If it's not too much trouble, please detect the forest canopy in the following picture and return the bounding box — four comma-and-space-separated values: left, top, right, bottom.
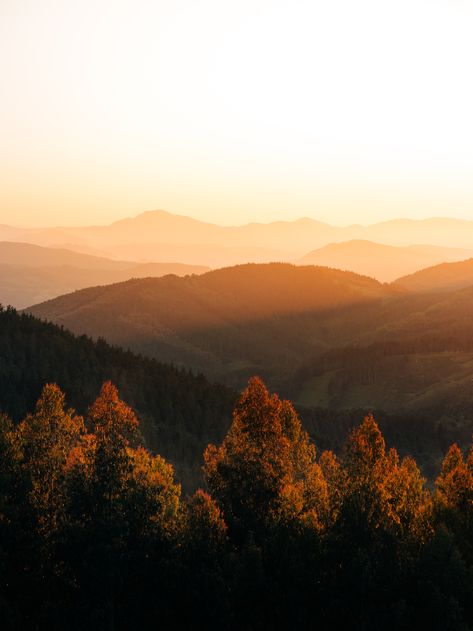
2, 376, 473, 630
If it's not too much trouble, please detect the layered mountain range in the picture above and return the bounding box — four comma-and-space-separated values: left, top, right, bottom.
16, 255, 473, 480
4, 210, 473, 268
0, 241, 208, 308
3, 210, 473, 308
2, 207, 473, 486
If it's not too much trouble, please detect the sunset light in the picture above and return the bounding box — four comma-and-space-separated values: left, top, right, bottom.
2, 0, 473, 226
3, 2, 473, 628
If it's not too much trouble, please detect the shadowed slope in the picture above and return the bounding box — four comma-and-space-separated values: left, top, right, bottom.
26, 263, 395, 385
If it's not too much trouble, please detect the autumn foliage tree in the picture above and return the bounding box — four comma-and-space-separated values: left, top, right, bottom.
339, 414, 432, 543
17, 384, 85, 539
3, 375, 473, 630
204, 377, 327, 539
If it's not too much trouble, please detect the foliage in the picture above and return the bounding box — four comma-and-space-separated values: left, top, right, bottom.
2, 375, 473, 629
0, 306, 236, 490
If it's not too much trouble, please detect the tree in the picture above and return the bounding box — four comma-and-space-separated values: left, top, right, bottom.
339, 414, 431, 542
0, 413, 26, 625
435, 443, 473, 562
62, 382, 182, 628
17, 383, 84, 538
204, 377, 327, 540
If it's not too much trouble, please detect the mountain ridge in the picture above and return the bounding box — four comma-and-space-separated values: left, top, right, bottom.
299, 240, 473, 282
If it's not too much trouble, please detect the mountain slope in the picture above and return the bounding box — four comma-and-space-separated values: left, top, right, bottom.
0, 306, 235, 489
395, 258, 473, 293
7, 210, 473, 266
299, 240, 473, 282
26, 263, 395, 386
0, 242, 208, 308
0, 241, 134, 269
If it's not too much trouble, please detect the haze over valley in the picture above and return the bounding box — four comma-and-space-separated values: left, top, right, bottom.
3, 0, 473, 626
3, 210, 473, 308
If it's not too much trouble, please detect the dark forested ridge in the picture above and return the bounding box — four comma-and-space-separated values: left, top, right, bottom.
2, 376, 473, 630
0, 306, 235, 489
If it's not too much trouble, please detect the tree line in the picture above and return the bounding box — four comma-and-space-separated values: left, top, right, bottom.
0, 306, 235, 490
1, 377, 473, 629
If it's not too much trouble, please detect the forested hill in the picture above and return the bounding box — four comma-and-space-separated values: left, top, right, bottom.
26, 263, 395, 385
27, 262, 390, 323
0, 306, 236, 489
395, 257, 473, 292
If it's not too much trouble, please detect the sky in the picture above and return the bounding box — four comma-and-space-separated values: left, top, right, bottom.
1, 0, 473, 228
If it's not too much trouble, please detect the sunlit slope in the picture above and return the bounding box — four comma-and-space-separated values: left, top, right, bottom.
26, 263, 394, 385
395, 258, 473, 293
299, 240, 473, 282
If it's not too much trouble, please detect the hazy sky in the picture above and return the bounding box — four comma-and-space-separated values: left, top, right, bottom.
1, 0, 473, 228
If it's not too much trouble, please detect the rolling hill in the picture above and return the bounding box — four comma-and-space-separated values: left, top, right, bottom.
25, 263, 396, 386
395, 257, 473, 293
285, 283, 473, 432
0, 242, 208, 308
299, 240, 473, 282
24, 260, 473, 427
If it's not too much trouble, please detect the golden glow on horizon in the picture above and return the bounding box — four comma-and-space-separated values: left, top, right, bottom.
1, 0, 473, 228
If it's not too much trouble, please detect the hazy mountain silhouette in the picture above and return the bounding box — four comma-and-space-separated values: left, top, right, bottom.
5, 210, 473, 267
0, 241, 140, 270
99, 242, 289, 267
299, 240, 473, 282
0, 242, 208, 309
395, 258, 473, 293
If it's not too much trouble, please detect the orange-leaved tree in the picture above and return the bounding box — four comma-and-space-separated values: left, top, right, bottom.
204, 376, 328, 539
340, 414, 432, 544
435, 442, 473, 561
17, 383, 84, 538
63, 381, 182, 628
66, 381, 181, 536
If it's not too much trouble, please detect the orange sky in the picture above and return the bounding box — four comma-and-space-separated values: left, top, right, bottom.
1, 0, 473, 228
